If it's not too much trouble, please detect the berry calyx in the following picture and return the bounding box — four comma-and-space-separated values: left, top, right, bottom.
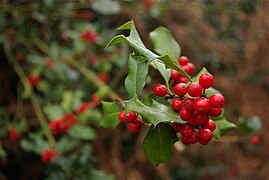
193, 97, 210, 114
209, 94, 225, 108
174, 83, 188, 96
172, 98, 183, 111
153, 84, 168, 97
199, 73, 214, 89
128, 120, 142, 133
118, 111, 125, 123
124, 111, 137, 123
188, 82, 203, 97
202, 119, 216, 132
178, 56, 189, 66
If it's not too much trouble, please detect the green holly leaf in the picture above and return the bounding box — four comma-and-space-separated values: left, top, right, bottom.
69, 124, 96, 140
214, 118, 237, 138
150, 27, 180, 64
142, 124, 178, 165
125, 96, 184, 126
125, 55, 148, 97
44, 104, 63, 120
101, 101, 121, 128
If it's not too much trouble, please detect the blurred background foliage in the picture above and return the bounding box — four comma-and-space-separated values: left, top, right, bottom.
0, 0, 268, 179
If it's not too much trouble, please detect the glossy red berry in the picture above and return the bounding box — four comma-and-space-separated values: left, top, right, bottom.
183, 97, 195, 112
128, 120, 142, 133
124, 111, 137, 123
193, 97, 210, 114
118, 111, 125, 122
180, 124, 193, 137
178, 76, 188, 83
41, 149, 58, 164
199, 128, 213, 141
174, 83, 188, 96
209, 106, 222, 117
181, 136, 191, 144
202, 119, 216, 132
186, 63, 195, 74
153, 84, 168, 97
188, 82, 203, 97
188, 118, 199, 127
199, 138, 209, 145
170, 122, 181, 133
170, 70, 181, 80
209, 94, 225, 108
181, 65, 189, 74
179, 107, 193, 121
189, 131, 199, 144
172, 98, 183, 111
199, 73, 214, 89
179, 56, 189, 66
194, 114, 209, 126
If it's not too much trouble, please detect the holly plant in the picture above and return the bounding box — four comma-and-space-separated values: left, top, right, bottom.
102, 20, 236, 165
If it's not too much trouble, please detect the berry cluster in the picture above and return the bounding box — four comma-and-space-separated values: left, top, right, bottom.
118, 111, 143, 133
41, 149, 58, 164
49, 113, 79, 135
153, 56, 226, 145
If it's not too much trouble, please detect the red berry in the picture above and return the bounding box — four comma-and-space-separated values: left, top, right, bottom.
170, 122, 181, 133
172, 98, 183, 111
80, 28, 98, 43
188, 82, 203, 97
181, 136, 191, 144
128, 120, 142, 133
209, 94, 225, 108
178, 76, 188, 83
49, 119, 61, 135
41, 149, 58, 164
124, 111, 137, 123
8, 128, 20, 142
251, 135, 260, 144
193, 97, 210, 114
202, 119, 216, 132
118, 111, 125, 123
194, 114, 209, 126
199, 73, 214, 89
186, 63, 195, 74
170, 70, 181, 81
58, 120, 69, 134
199, 128, 213, 141
180, 124, 193, 137
179, 56, 189, 66
199, 138, 209, 145
183, 97, 195, 112
76, 102, 88, 114
188, 118, 199, 127
179, 107, 193, 121
209, 106, 222, 117
28, 74, 41, 87
174, 83, 188, 96
189, 131, 199, 144
153, 84, 168, 97
143, 0, 155, 8
181, 65, 189, 74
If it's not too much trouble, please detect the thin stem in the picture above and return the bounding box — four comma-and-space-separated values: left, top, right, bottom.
3, 44, 56, 149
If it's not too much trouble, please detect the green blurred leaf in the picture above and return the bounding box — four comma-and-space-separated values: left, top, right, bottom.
101, 101, 121, 128
125, 55, 148, 97
239, 116, 261, 135
142, 124, 178, 165
92, 0, 121, 15
150, 27, 180, 63
125, 96, 184, 126
215, 118, 237, 136
212, 127, 221, 139
56, 136, 79, 153
44, 104, 63, 120
0, 144, 7, 158
69, 124, 96, 140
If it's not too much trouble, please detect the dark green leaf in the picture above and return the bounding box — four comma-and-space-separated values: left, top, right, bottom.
150, 27, 180, 63
142, 124, 178, 165
215, 119, 237, 136
101, 101, 121, 128
69, 124, 96, 140
125, 96, 184, 126
0, 144, 7, 158
212, 127, 221, 139
125, 55, 148, 97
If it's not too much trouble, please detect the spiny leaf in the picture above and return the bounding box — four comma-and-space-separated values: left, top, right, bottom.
150, 26, 181, 64
142, 124, 178, 165
105, 35, 127, 50
125, 55, 148, 97
125, 96, 184, 126
101, 101, 121, 128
